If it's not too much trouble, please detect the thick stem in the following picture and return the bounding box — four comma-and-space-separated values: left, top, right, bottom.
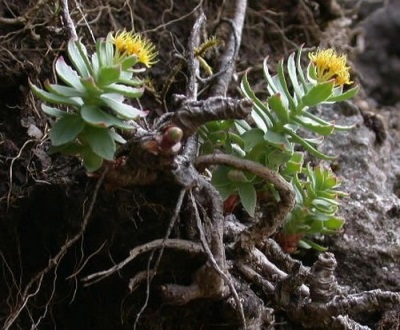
195, 153, 295, 249
210, 0, 247, 96
60, 0, 78, 41
170, 96, 252, 137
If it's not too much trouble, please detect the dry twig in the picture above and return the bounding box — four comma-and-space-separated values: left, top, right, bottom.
210, 0, 247, 96
60, 0, 78, 41
195, 153, 295, 248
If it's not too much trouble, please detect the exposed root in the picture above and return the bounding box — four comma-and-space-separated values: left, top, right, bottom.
209, 0, 247, 97
60, 0, 78, 41
190, 188, 246, 328
82, 238, 204, 285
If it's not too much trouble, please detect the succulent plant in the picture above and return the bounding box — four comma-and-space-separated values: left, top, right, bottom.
30, 32, 156, 171
201, 47, 358, 251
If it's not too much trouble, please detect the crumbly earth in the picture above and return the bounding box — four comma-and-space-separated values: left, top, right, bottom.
1, 0, 399, 329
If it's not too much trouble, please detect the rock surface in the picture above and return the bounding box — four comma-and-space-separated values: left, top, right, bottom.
320, 100, 400, 291
355, 0, 400, 105
297, 0, 400, 293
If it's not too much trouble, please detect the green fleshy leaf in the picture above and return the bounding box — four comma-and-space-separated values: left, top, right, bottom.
242, 128, 264, 152
277, 59, 296, 110
293, 115, 335, 136
117, 77, 144, 87
80, 76, 103, 95
296, 46, 308, 90
217, 185, 236, 201
238, 183, 257, 217
104, 84, 144, 99
287, 51, 303, 99
82, 147, 103, 172
303, 136, 324, 145
212, 166, 236, 200
241, 73, 275, 127
266, 149, 291, 169
283, 151, 304, 175
317, 170, 339, 189
301, 81, 334, 107
130, 67, 146, 74
263, 57, 279, 95
306, 219, 325, 234
264, 130, 292, 152
91, 53, 100, 75
84, 126, 116, 160
311, 198, 339, 213
233, 123, 245, 135
105, 38, 114, 66
307, 62, 318, 82
97, 65, 121, 87
41, 104, 68, 118
120, 55, 138, 70
227, 169, 250, 183
285, 129, 334, 160
96, 39, 106, 68
268, 93, 289, 123
205, 131, 226, 146
227, 132, 245, 152
30, 82, 83, 107
300, 111, 335, 126
318, 191, 342, 201
55, 56, 85, 92
271, 74, 286, 100
220, 120, 235, 130
299, 238, 328, 252
212, 166, 231, 187
45, 81, 85, 97
246, 142, 269, 164
203, 121, 219, 132
68, 40, 91, 77
119, 70, 134, 80
234, 119, 252, 132
230, 144, 246, 158
81, 105, 133, 129
109, 129, 127, 144
302, 111, 355, 131
292, 174, 306, 202
101, 94, 145, 119
251, 109, 269, 132
49, 115, 85, 146
305, 212, 334, 223
327, 85, 359, 102
324, 217, 345, 230
81, 105, 109, 127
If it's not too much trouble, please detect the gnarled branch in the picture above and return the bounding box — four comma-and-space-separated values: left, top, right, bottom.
195, 153, 295, 249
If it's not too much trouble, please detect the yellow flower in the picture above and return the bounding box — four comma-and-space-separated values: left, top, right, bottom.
308, 48, 352, 87
111, 30, 158, 68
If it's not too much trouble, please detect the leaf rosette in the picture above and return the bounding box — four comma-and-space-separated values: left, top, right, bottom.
30, 32, 156, 171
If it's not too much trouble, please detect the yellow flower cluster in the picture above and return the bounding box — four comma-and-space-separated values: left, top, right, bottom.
308, 49, 352, 87
111, 30, 158, 68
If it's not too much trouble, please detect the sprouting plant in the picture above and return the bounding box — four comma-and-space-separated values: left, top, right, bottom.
200, 47, 358, 251
195, 36, 222, 76
30, 31, 157, 172
283, 163, 347, 251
